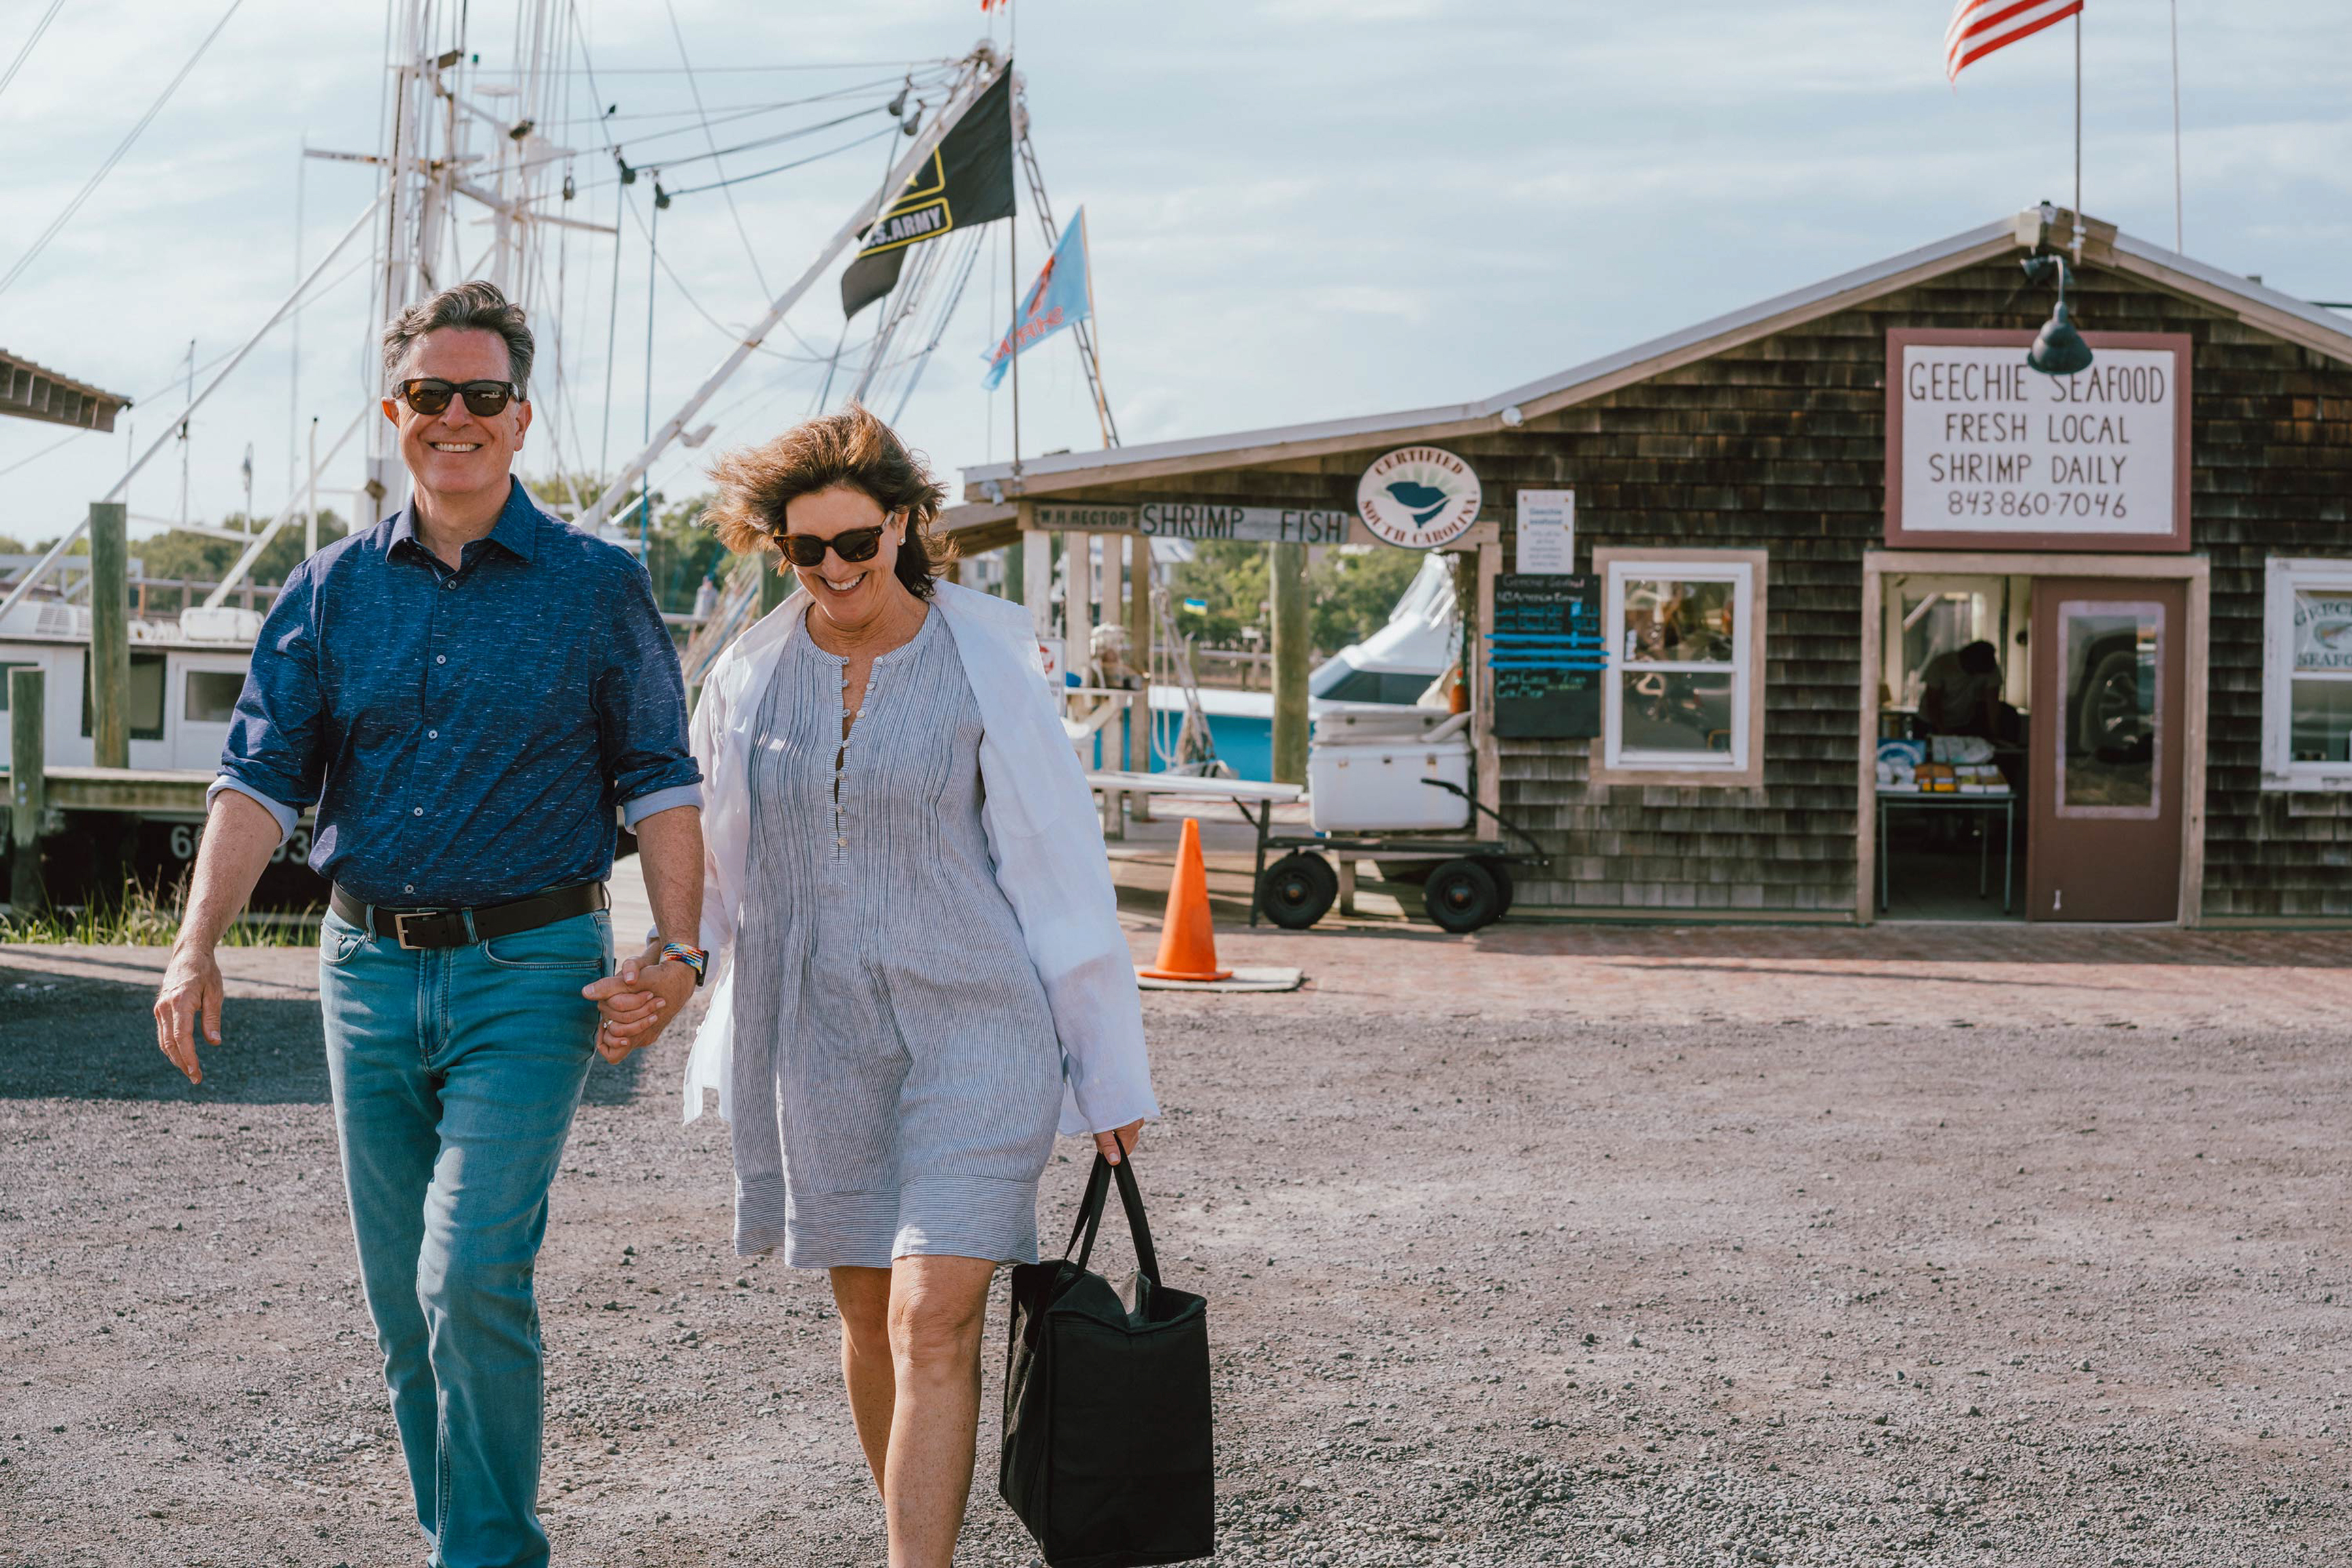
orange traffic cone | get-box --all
[1137,817,1233,983]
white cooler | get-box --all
[1307,710,1473,832]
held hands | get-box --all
[152,941,225,1086]
[581,941,699,1064]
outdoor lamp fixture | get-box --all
[2021,254,2094,376]
[653,181,672,211]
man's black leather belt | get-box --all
[329,881,610,951]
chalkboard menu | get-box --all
[1489,573,1603,739]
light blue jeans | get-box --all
[320,905,612,1568]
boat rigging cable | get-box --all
[660,125,899,199]
[0,191,387,623]
[561,0,851,365]
[662,0,773,298]
[0,0,67,106]
[0,0,247,300]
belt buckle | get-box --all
[393,909,442,950]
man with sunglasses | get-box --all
[152,280,706,1568]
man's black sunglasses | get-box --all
[394,378,522,417]
[774,523,890,568]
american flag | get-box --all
[1946,0,2083,84]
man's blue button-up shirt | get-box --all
[210,480,702,907]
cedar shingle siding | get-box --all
[1060,257,2352,920]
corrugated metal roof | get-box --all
[961,208,2352,497]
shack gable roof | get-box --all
[0,347,131,434]
[960,205,2352,500]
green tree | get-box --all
[529,472,732,613]
[1307,546,1427,655]
[1167,540,1269,647]
[132,512,349,588]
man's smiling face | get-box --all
[382,327,531,502]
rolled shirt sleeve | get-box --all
[205,776,299,843]
[213,565,327,847]
[596,554,704,819]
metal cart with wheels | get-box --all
[1252,779,1550,934]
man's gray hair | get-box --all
[380,280,534,396]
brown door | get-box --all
[2027,578,2187,922]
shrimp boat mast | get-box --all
[0,6,1080,904]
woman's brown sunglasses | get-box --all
[774,525,887,568]
[394,378,521,417]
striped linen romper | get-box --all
[726,606,1064,1267]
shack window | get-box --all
[2264,557,2352,791]
[1602,555,1758,776]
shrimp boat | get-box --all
[0,3,1087,909]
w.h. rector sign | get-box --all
[1885,329,2192,552]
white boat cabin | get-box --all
[0,602,260,775]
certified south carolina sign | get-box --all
[1356,446,1482,548]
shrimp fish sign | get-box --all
[1356,446,1483,548]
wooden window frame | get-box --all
[1590,546,1768,789]
[2262,556,2352,793]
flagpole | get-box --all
[1009,150,1022,489]
[2168,0,2184,250]
[2071,8,2084,262]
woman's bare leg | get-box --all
[883,1253,997,1568]
[828,1265,896,1493]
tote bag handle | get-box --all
[1056,1147,1164,1286]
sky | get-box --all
[1,0,2347,546]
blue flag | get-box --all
[983,206,1092,391]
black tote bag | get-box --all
[1000,1151,1214,1568]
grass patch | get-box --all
[0,876,319,947]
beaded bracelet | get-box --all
[659,941,708,987]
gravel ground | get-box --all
[0,928,2345,1567]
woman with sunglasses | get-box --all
[590,404,1155,1567]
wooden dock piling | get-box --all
[9,666,44,915]
[88,500,130,769]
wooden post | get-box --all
[1067,531,1095,700]
[1269,540,1309,785]
[1474,538,1502,821]
[88,501,130,769]
[759,553,791,616]
[1126,533,1152,819]
[1067,532,1105,831]
[9,666,44,916]
[1021,519,1051,639]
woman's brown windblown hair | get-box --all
[705,403,953,600]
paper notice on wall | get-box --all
[1895,344,2178,539]
[1516,489,1575,574]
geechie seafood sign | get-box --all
[1884,329,2193,552]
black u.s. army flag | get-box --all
[840,67,1017,319]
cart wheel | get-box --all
[1478,858,1516,919]
[1422,858,1500,933]
[1258,852,1337,930]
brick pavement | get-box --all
[1095,799,2352,1033]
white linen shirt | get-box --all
[679,579,1158,1138]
